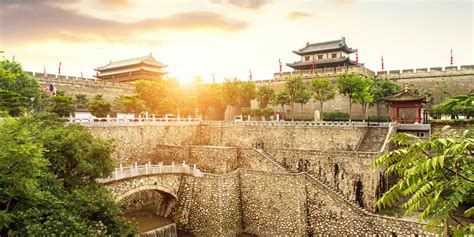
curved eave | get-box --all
[98,62,168,72]
[293,45,355,56]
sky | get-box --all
[1,0,473,84]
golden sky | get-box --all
[1,0,473,84]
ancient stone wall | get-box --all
[266,148,382,212]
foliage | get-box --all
[353,76,374,120]
[241,107,251,116]
[373,127,474,235]
[284,76,306,120]
[47,91,75,117]
[371,77,401,105]
[114,94,147,114]
[134,79,176,115]
[74,94,89,110]
[88,94,111,117]
[295,89,312,120]
[222,78,242,119]
[0,113,136,235]
[321,111,350,121]
[273,90,289,113]
[431,119,474,125]
[262,107,274,117]
[250,108,262,117]
[239,81,256,107]
[430,93,474,118]
[0,60,41,115]
[309,77,335,113]
[337,73,364,121]
[256,85,275,109]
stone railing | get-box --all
[97,161,203,183]
[68,116,202,127]
[202,120,391,128]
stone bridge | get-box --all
[99,162,203,217]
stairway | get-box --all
[357,128,388,152]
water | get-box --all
[124,210,172,233]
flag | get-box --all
[381,56,384,70]
[212,73,216,83]
[80,71,83,79]
[249,69,252,81]
[355,49,359,65]
[43,66,47,78]
[12,55,15,61]
[279,58,282,76]
[450,49,453,66]
[58,62,61,76]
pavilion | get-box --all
[96,54,167,82]
[383,86,428,124]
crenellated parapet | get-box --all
[375,64,474,80]
[26,71,134,89]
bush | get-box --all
[322,111,350,121]
[431,119,474,125]
[241,107,251,116]
[250,108,262,117]
[262,108,274,117]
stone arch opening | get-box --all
[355,180,364,208]
[118,187,177,218]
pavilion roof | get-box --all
[287,57,354,67]
[97,55,167,71]
[98,65,167,77]
[293,37,355,55]
[382,87,427,102]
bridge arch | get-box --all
[115,184,177,202]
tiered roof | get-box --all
[382,87,427,102]
[293,37,355,56]
[97,54,167,78]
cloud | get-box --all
[0,1,247,46]
[287,11,312,20]
[98,0,132,8]
[211,0,268,9]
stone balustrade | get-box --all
[97,161,203,183]
[69,116,202,127]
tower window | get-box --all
[305,56,310,61]
[318,55,323,60]
[331,53,337,58]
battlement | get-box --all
[375,64,474,79]
[26,71,134,89]
[270,65,375,82]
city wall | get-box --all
[253,65,474,120]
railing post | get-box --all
[159,162,162,173]
[145,162,148,175]
[171,162,175,172]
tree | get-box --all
[373,127,473,235]
[284,76,306,121]
[273,90,289,114]
[353,76,374,121]
[337,73,364,121]
[0,60,41,115]
[431,93,474,119]
[88,94,111,117]
[239,81,256,107]
[0,113,136,235]
[134,79,175,115]
[309,77,335,113]
[371,77,401,119]
[114,95,146,114]
[75,94,89,110]
[295,89,312,120]
[47,91,75,117]
[222,78,241,120]
[256,85,275,109]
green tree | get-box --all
[0,113,136,235]
[239,81,256,107]
[273,90,289,114]
[222,78,242,120]
[372,77,401,119]
[0,60,41,115]
[309,77,335,113]
[337,73,364,121]
[135,79,175,115]
[75,94,89,110]
[47,91,75,117]
[353,76,374,121]
[431,93,474,119]
[88,94,111,117]
[284,76,306,121]
[256,85,275,109]
[114,95,146,114]
[373,127,474,235]
[295,89,312,120]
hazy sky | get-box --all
[1,0,473,84]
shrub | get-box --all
[241,107,251,116]
[250,108,262,117]
[262,108,274,117]
[321,111,350,121]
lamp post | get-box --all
[30,97,35,112]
